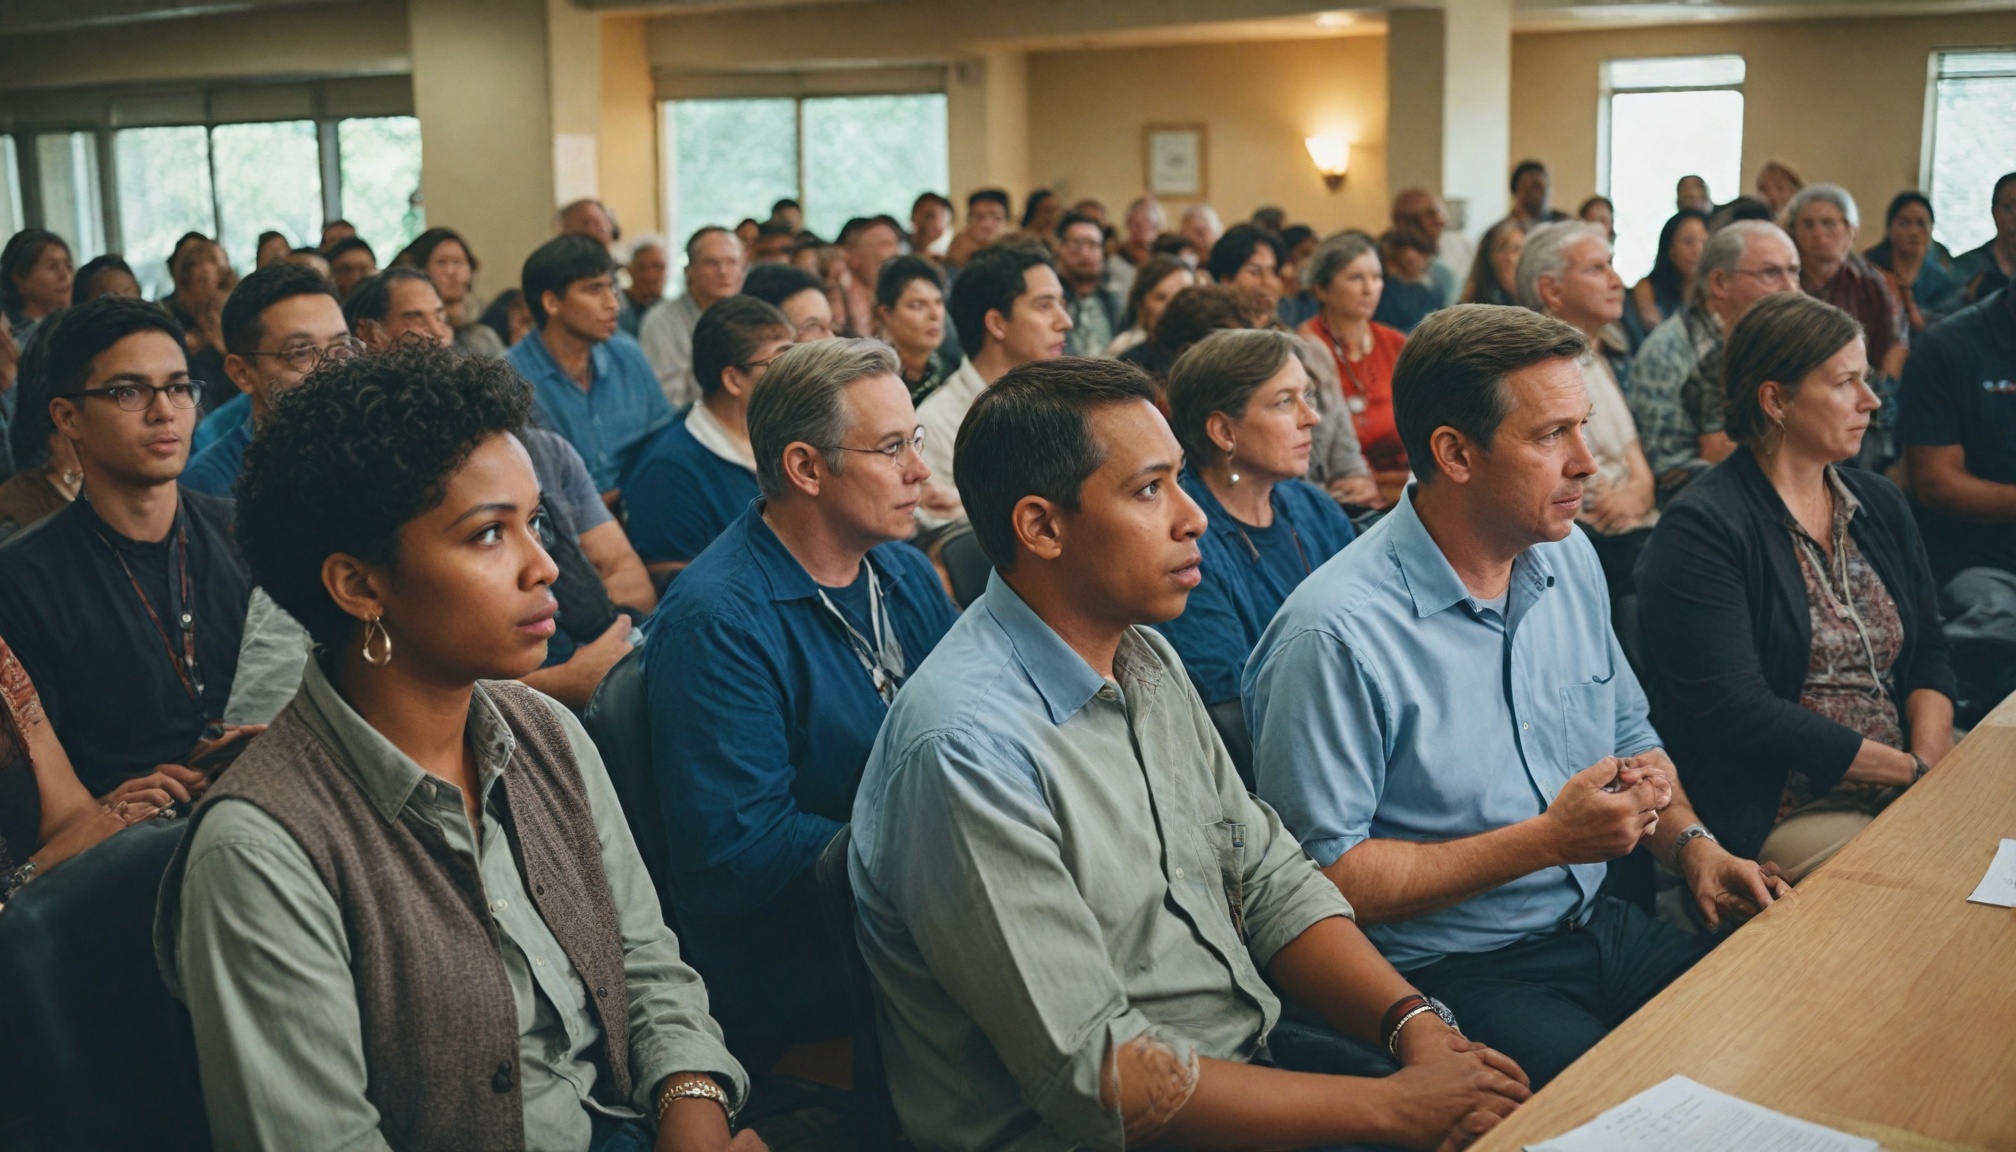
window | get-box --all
[116,126,217,300]
[1925,50,2016,255]
[37,132,106,264]
[338,116,425,262]
[1,137,23,243]
[1599,55,1745,285]
[212,121,322,274]
[664,92,948,257]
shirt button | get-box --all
[1173,867,1185,880]
[1522,722,1529,731]
[1098,686,1117,701]
[492,899,508,913]
[534,956,546,967]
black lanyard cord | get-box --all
[92,508,205,711]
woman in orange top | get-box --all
[1297,232,1410,499]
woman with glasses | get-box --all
[622,297,794,583]
[1636,293,1956,885]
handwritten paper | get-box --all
[1525,1076,1878,1152]
[1967,839,2016,908]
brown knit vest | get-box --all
[158,680,632,1152]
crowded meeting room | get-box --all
[3,0,2016,1149]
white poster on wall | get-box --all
[554,133,599,208]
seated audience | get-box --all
[2,229,72,339]
[1372,229,1443,334]
[1298,232,1410,490]
[559,197,620,247]
[741,263,836,343]
[647,338,958,1066]
[1180,202,1225,257]
[1577,196,1615,243]
[1638,293,1956,881]
[624,297,791,574]
[1,313,82,539]
[183,263,357,497]
[1518,221,1659,601]
[0,635,171,906]
[618,235,670,340]
[1508,160,1569,230]
[1391,188,1462,307]
[0,297,256,797]
[508,234,673,498]
[1154,330,1356,707]
[343,266,452,350]
[395,227,505,357]
[166,342,752,1152]
[254,231,291,269]
[324,236,378,302]
[767,198,804,234]
[72,254,141,303]
[1789,184,1909,385]
[1462,217,1525,306]
[872,255,955,400]
[1132,281,1251,380]
[1246,305,1786,1088]
[1755,160,1804,219]
[909,191,953,258]
[1016,188,1064,245]
[852,356,1531,1151]
[750,221,796,266]
[1899,276,2016,718]
[1676,175,1713,214]
[641,226,749,407]
[283,247,331,279]
[1628,209,1709,337]
[1953,171,2015,305]
[1105,253,1194,360]
[838,215,904,338]
[1208,223,1286,320]
[1057,213,1122,357]
[942,188,1012,269]
[1866,192,1966,332]
[318,219,357,253]
[1627,221,1800,490]
[165,238,233,406]
[1106,195,1164,298]
[1276,223,1321,327]
[917,243,1070,533]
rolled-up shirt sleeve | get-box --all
[1232,786,1356,969]
[1244,626,1391,868]
[872,728,1194,1150]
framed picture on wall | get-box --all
[1145,124,1206,198]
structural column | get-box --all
[1385,0,1512,243]
[946,48,1029,207]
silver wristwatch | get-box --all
[1668,822,1717,870]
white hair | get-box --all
[1126,196,1166,230]
[623,233,668,262]
[1181,203,1222,231]
[1515,220,1610,312]
[1694,220,1790,306]
[1785,183,1859,232]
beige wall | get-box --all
[598,16,660,239]
[1510,12,2016,234]
[1026,35,1390,237]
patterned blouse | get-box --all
[0,637,45,874]
[1777,468,1907,821]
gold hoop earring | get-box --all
[361,615,393,666]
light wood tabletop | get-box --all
[1470,691,2016,1152]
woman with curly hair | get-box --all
[159,343,763,1152]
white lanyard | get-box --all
[816,563,907,705]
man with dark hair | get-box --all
[617,235,669,339]
[1245,304,1784,1088]
[1208,224,1286,320]
[767,198,804,234]
[750,221,796,266]
[623,296,793,575]
[183,262,356,497]
[1954,171,2016,304]
[316,219,355,253]
[640,225,748,407]
[343,266,452,350]
[322,236,377,301]
[1056,212,1122,358]
[646,337,957,1068]
[1508,160,1568,230]
[910,191,953,257]
[508,233,672,498]
[0,297,256,798]
[742,263,835,343]
[917,243,1071,532]
[851,355,1532,1150]
[943,188,1013,269]
[840,215,905,338]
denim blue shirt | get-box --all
[621,414,760,564]
[1244,490,1661,971]
[1153,473,1355,704]
[181,419,252,498]
[194,391,250,454]
[644,505,957,1056]
[508,329,672,492]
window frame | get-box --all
[1920,47,2016,251]
[1595,53,1747,200]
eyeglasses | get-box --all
[246,335,367,373]
[1733,264,1800,286]
[830,428,926,461]
[66,380,206,412]
[737,355,783,372]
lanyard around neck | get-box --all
[815,562,907,706]
[90,500,206,711]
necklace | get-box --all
[1314,317,1372,414]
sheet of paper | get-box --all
[1967,838,2016,908]
[1525,1075,1878,1152]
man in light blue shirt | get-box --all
[1246,305,1788,1088]
[508,234,672,496]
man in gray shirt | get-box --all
[850,358,1529,1151]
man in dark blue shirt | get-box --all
[1899,286,2016,718]
[644,337,958,1066]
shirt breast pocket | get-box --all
[1560,677,1618,774]
[1204,820,1248,943]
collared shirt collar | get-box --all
[735,502,918,607]
[977,570,1111,726]
[1385,487,1555,620]
[685,401,757,472]
[522,327,610,389]
[297,653,517,825]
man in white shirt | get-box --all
[639,226,747,408]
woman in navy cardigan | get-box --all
[1636,294,1955,880]
[1155,329,1356,711]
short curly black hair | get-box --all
[235,342,531,648]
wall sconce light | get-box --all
[1305,135,1350,191]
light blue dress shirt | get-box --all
[508,329,673,492]
[1243,490,1661,971]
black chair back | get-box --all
[937,528,992,610]
[581,646,678,929]
[813,827,899,1152]
[0,820,210,1152]
[1206,698,1255,792]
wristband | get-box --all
[656,1074,733,1124]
